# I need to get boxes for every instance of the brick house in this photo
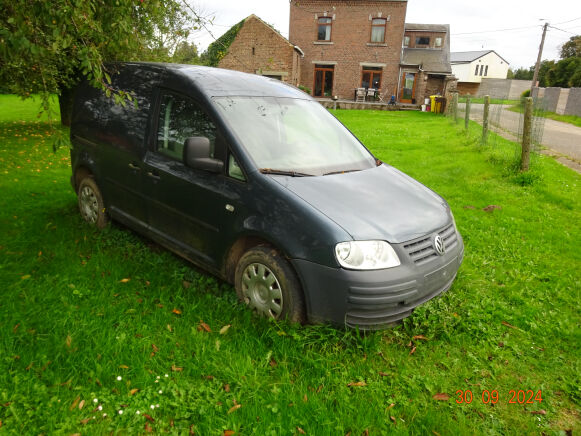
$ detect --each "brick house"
[217,14,304,86]
[400,23,456,104]
[289,0,407,100]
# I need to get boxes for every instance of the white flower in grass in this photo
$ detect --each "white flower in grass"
[155,380,159,383]
[93,398,98,403]
[165,374,169,378]
[98,405,103,411]
[136,410,140,415]
[118,410,123,415]
[103,413,107,417]
[116,376,122,381]
[156,404,159,408]
[156,375,161,379]
[150,405,155,410]
[158,390,163,394]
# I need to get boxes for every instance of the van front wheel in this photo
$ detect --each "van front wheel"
[235,247,305,323]
[77,177,109,229]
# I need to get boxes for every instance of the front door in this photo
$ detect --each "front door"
[314,65,334,97]
[400,72,417,103]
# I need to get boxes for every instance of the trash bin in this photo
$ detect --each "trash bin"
[430,95,438,113]
[435,97,447,114]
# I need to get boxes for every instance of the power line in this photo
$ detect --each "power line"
[548,25,577,35]
[553,16,581,25]
[453,24,542,36]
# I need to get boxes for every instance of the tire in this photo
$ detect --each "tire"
[77,177,109,229]
[235,246,305,323]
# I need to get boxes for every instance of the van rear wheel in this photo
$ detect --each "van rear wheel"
[235,246,305,323]
[77,177,109,229]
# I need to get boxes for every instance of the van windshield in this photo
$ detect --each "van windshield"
[212,97,376,176]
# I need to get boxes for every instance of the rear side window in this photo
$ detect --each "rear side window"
[156,93,216,160]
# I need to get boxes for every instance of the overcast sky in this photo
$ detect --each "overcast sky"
[190,0,581,69]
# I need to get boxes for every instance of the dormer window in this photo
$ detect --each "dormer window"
[403,36,410,47]
[435,37,442,48]
[371,18,386,43]
[416,36,430,46]
[317,17,332,41]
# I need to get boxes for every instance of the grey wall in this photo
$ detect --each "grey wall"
[477,79,510,99]
[564,88,581,117]
[532,87,581,116]
[543,88,561,113]
[477,79,532,99]
[507,80,533,100]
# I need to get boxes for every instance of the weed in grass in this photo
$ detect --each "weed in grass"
[1,98,579,434]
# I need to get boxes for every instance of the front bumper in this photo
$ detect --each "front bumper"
[292,227,464,330]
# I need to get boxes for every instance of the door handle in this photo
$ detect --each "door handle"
[147,171,161,181]
[128,163,141,171]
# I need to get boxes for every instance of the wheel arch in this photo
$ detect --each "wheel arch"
[224,234,311,321]
[73,165,94,194]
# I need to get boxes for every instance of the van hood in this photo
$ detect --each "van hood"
[272,165,449,244]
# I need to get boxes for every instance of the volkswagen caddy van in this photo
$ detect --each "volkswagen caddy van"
[70,63,463,330]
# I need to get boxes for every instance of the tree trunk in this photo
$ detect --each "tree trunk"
[59,87,74,126]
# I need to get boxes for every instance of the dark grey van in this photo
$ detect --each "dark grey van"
[70,62,463,330]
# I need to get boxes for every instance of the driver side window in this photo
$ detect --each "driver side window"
[156,93,216,161]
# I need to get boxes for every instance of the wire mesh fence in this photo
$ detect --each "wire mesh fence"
[447,92,547,170]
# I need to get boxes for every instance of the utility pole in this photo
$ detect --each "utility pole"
[531,22,549,93]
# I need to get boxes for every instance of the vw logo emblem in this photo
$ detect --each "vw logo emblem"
[433,235,445,256]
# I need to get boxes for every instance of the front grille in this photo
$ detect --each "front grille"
[404,223,458,265]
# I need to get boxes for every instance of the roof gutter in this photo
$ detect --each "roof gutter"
[293,45,305,57]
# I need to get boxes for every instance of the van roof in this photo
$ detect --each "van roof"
[121,62,309,99]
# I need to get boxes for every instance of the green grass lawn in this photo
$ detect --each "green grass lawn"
[0,95,579,434]
[459,96,520,105]
[507,104,581,128]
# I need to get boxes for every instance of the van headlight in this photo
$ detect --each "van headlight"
[335,241,401,270]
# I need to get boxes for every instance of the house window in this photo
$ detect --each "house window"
[403,36,410,47]
[435,37,442,48]
[314,64,334,97]
[317,17,332,41]
[475,64,479,75]
[484,65,488,76]
[370,18,386,43]
[361,67,382,89]
[415,36,430,45]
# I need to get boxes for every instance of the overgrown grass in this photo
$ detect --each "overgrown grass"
[507,104,581,128]
[0,95,579,434]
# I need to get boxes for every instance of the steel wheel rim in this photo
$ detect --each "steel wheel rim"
[241,263,283,318]
[80,185,98,223]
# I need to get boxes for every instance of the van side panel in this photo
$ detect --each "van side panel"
[71,64,163,226]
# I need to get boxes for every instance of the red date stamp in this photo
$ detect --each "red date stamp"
[455,389,542,405]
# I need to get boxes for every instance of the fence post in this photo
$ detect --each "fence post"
[482,95,490,144]
[521,97,533,171]
[453,92,459,122]
[465,96,471,130]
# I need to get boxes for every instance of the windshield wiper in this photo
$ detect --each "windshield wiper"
[259,168,314,177]
[323,169,362,176]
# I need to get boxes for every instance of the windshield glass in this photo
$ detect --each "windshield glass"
[212,97,376,176]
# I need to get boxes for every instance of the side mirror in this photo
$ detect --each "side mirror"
[184,137,224,173]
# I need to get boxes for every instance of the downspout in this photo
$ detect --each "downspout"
[396,22,407,101]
